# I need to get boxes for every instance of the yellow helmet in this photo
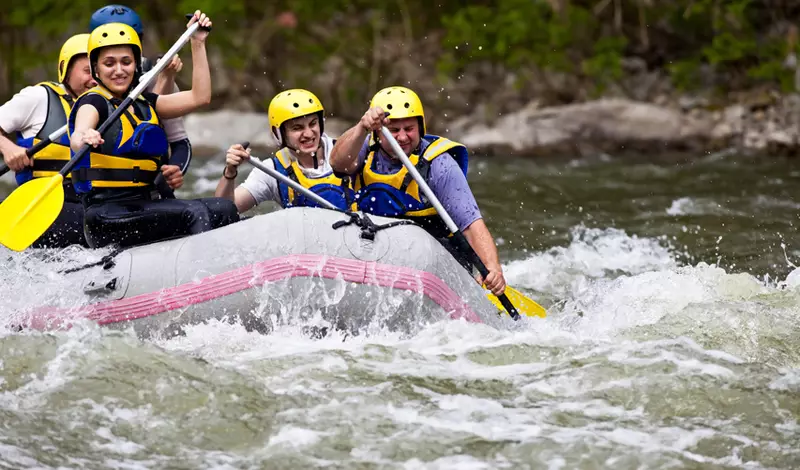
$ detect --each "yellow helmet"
[370,86,426,135]
[87,22,142,82]
[268,89,325,146]
[58,34,90,83]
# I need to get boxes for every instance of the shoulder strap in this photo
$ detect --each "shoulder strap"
[420,134,469,177]
[274,148,293,168]
[37,81,70,99]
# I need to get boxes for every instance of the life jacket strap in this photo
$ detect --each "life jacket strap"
[331,211,418,241]
[72,167,158,184]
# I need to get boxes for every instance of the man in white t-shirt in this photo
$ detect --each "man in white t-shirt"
[215,89,354,213]
[0,34,96,248]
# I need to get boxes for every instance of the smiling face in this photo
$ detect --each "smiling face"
[380,117,421,157]
[65,56,96,97]
[94,45,136,95]
[284,114,321,156]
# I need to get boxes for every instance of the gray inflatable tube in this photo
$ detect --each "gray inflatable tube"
[20,207,517,338]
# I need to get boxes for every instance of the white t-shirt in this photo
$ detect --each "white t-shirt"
[0,85,50,138]
[240,134,336,206]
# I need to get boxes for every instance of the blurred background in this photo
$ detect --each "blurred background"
[3,0,800,126]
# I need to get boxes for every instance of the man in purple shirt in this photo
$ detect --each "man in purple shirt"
[330,86,506,296]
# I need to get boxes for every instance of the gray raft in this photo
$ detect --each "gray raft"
[23,207,514,338]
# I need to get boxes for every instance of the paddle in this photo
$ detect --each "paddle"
[0,20,206,252]
[0,126,69,178]
[239,142,340,210]
[379,126,543,320]
[485,285,546,318]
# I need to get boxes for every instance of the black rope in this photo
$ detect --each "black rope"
[59,247,126,274]
[332,212,416,241]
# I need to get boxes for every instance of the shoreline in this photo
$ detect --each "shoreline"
[184,93,800,160]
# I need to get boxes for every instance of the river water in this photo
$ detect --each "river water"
[1,152,799,469]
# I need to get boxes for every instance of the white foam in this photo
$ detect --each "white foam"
[503,226,679,299]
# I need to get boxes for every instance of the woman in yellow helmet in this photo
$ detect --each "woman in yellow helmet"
[68,11,239,249]
[330,86,507,296]
[215,89,353,213]
[0,33,96,248]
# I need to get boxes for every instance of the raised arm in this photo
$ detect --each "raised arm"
[329,106,388,175]
[153,12,212,120]
[151,55,182,95]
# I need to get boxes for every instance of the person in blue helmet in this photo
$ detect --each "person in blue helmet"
[90,4,193,199]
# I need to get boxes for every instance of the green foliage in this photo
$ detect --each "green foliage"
[440,0,799,95]
[2,0,800,107]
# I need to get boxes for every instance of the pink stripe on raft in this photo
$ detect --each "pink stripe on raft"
[23,254,483,330]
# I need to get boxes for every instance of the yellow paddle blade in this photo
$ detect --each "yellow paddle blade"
[0,175,65,252]
[487,285,547,318]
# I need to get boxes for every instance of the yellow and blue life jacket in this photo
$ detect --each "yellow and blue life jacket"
[271,141,354,210]
[15,82,74,186]
[353,134,468,236]
[67,85,168,194]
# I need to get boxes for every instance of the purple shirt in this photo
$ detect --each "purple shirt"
[352,138,482,231]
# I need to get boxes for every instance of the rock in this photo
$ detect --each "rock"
[184,110,273,158]
[678,95,709,111]
[767,129,794,146]
[182,94,800,159]
[450,98,717,157]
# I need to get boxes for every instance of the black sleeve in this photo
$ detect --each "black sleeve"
[75,93,110,124]
[142,92,159,109]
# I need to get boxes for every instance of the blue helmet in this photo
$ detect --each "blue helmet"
[89,5,143,37]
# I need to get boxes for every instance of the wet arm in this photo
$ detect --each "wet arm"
[152,73,175,96]
[154,41,211,120]
[69,105,100,152]
[329,124,369,175]
[463,219,502,272]
[214,177,258,213]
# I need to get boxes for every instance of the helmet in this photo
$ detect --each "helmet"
[370,86,426,135]
[268,89,325,146]
[88,23,142,84]
[57,33,90,83]
[90,5,143,37]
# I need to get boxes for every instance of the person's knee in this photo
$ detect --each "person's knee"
[199,197,240,228]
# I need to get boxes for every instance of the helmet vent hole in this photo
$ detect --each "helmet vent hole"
[293,102,299,108]
[387,104,393,110]
[102,32,108,38]
[119,31,125,36]
[404,103,410,108]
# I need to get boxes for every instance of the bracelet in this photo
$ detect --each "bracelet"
[223,165,237,180]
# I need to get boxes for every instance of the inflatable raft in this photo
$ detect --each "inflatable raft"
[18,207,512,338]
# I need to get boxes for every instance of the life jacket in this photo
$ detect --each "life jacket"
[271,138,354,210]
[15,82,74,185]
[353,134,469,238]
[68,85,168,194]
